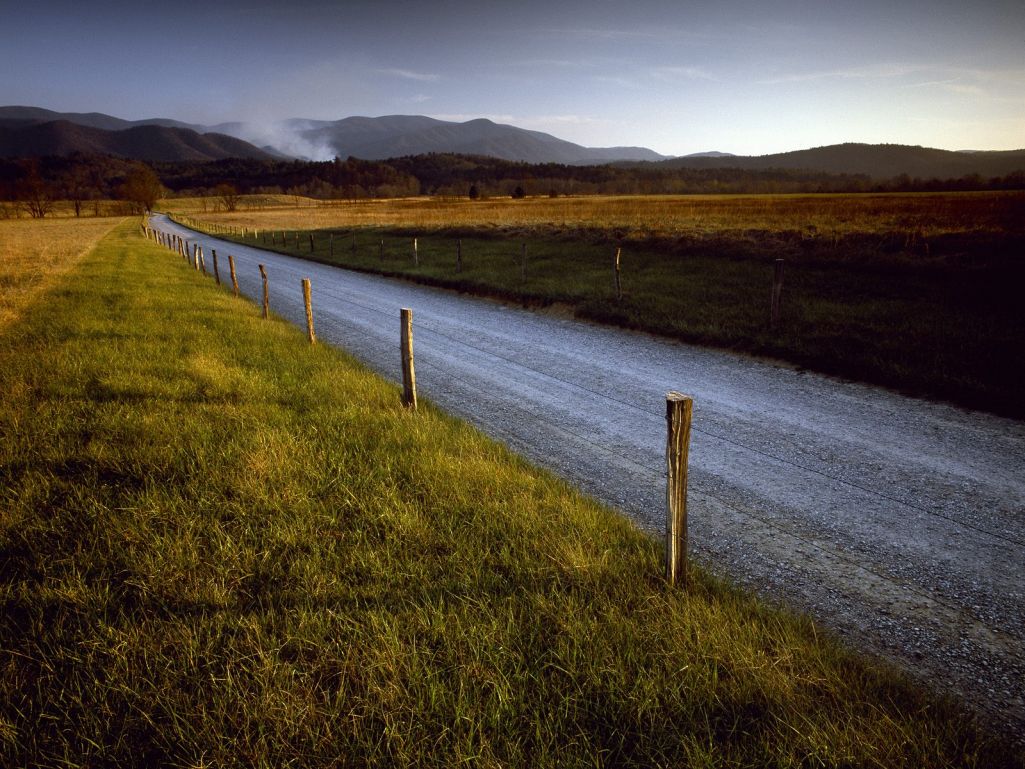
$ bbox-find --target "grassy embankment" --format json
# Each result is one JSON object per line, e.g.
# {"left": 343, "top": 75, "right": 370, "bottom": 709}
{"left": 2, "top": 219, "right": 1021, "bottom": 767}
{"left": 173, "top": 191, "right": 1025, "bottom": 418}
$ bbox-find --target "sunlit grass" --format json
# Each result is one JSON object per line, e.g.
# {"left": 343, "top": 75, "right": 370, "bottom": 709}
{"left": 162, "top": 190, "right": 1024, "bottom": 239}
{"left": 2, "top": 220, "right": 1019, "bottom": 766}
{"left": 0, "top": 216, "right": 122, "bottom": 328}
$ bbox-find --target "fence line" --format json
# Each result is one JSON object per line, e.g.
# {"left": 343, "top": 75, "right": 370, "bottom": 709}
{"left": 150, "top": 218, "right": 1023, "bottom": 551}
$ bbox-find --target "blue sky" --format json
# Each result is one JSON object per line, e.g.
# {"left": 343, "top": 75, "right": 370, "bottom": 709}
{"left": 2, "top": 0, "right": 1022, "bottom": 154}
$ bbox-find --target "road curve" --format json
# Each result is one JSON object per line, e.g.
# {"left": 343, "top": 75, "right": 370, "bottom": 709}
{"left": 151, "top": 215, "right": 1025, "bottom": 738}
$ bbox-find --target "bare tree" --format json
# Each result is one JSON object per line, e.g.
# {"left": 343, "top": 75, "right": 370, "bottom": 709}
{"left": 61, "top": 164, "right": 96, "bottom": 217}
{"left": 17, "top": 165, "right": 55, "bottom": 218}
{"left": 215, "top": 183, "right": 240, "bottom": 212}
{"left": 120, "top": 165, "right": 164, "bottom": 214}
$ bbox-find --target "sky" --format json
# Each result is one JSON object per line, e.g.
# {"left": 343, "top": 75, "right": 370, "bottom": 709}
{"left": 1, "top": 0, "right": 1023, "bottom": 155}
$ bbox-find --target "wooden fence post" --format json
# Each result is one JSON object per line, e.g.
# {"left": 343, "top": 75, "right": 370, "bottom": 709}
{"left": 302, "top": 278, "right": 316, "bottom": 344}
{"left": 400, "top": 308, "right": 417, "bottom": 409}
{"left": 665, "top": 392, "right": 693, "bottom": 588}
{"left": 309, "top": 233, "right": 315, "bottom": 253}
{"left": 770, "top": 258, "right": 785, "bottom": 329}
{"left": 456, "top": 239, "right": 462, "bottom": 273}
{"left": 193, "top": 243, "right": 200, "bottom": 271}
{"left": 228, "top": 255, "right": 239, "bottom": 297}
{"left": 212, "top": 249, "right": 220, "bottom": 285}
{"left": 413, "top": 237, "right": 419, "bottom": 266}
{"left": 380, "top": 237, "right": 385, "bottom": 261}
{"left": 614, "top": 246, "right": 622, "bottom": 301}
{"left": 199, "top": 247, "right": 207, "bottom": 276}
{"left": 259, "top": 264, "right": 269, "bottom": 318}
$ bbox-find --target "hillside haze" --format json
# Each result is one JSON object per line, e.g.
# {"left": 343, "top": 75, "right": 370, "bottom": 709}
{"left": 0, "top": 107, "right": 667, "bottom": 165}
{"left": 1, "top": 106, "right": 1023, "bottom": 180}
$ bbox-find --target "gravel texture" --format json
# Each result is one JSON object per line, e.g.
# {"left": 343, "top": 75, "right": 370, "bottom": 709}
{"left": 155, "top": 216, "right": 1025, "bottom": 741}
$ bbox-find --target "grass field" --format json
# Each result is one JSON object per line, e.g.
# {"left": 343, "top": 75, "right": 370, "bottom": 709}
{"left": 165, "top": 190, "right": 1024, "bottom": 239}
{"left": 172, "top": 191, "right": 1025, "bottom": 418}
{"left": 0, "top": 216, "right": 122, "bottom": 328}
{"left": 2, "top": 220, "right": 1020, "bottom": 766}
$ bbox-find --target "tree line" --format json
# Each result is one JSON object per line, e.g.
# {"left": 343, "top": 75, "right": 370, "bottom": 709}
{"left": 2, "top": 151, "right": 1023, "bottom": 217}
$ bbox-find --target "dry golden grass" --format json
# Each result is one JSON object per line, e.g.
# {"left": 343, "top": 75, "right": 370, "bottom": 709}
{"left": 163, "top": 191, "right": 1024, "bottom": 240}
{"left": 0, "top": 217, "right": 123, "bottom": 328}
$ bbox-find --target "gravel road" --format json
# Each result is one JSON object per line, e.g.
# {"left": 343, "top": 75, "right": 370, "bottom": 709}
{"left": 152, "top": 215, "right": 1025, "bottom": 740}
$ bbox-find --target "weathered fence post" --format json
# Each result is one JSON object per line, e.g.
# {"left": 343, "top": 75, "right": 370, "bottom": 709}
{"left": 302, "top": 278, "right": 316, "bottom": 344}
{"left": 665, "top": 392, "right": 693, "bottom": 588}
{"left": 199, "top": 247, "right": 207, "bottom": 276}
{"left": 193, "top": 243, "right": 200, "bottom": 271}
{"left": 228, "top": 255, "right": 239, "bottom": 297}
{"left": 770, "top": 258, "right": 785, "bottom": 329}
{"left": 400, "top": 308, "right": 417, "bottom": 409}
{"left": 614, "top": 246, "right": 623, "bottom": 301}
{"left": 259, "top": 264, "right": 269, "bottom": 318}
{"left": 413, "top": 237, "right": 419, "bottom": 266}
{"left": 456, "top": 238, "right": 462, "bottom": 273}
{"left": 212, "top": 249, "right": 220, "bottom": 285}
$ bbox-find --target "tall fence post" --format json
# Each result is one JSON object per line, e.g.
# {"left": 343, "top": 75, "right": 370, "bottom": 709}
{"left": 770, "top": 258, "right": 785, "bottom": 329}
{"left": 199, "top": 246, "right": 207, "bottom": 276}
{"left": 665, "top": 392, "right": 693, "bottom": 588}
{"left": 259, "top": 264, "right": 269, "bottom": 319}
{"left": 413, "top": 237, "right": 419, "bottom": 266}
{"left": 302, "top": 278, "right": 316, "bottom": 344}
{"left": 212, "top": 249, "right": 220, "bottom": 285}
{"left": 400, "top": 308, "right": 417, "bottom": 410}
{"left": 614, "top": 246, "right": 622, "bottom": 301}
{"left": 193, "top": 243, "right": 200, "bottom": 271}
{"left": 228, "top": 255, "right": 239, "bottom": 297}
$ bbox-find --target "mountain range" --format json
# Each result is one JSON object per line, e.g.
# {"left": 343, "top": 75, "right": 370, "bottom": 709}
{"left": 0, "top": 106, "right": 665, "bottom": 165}
{"left": 2, "top": 105, "right": 1023, "bottom": 180}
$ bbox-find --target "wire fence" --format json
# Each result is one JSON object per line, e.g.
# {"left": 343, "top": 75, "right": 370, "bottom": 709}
{"left": 147, "top": 218, "right": 1025, "bottom": 582}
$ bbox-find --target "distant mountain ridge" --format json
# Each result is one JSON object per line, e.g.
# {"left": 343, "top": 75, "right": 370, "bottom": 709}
{"left": 654, "top": 143, "right": 1025, "bottom": 180}
{"left": 0, "top": 106, "right": 666, "bottom": 165}
{"left": 215, "top": 114, "right": 668, "bottom": 165}
{"left": 0, "top": 119, "right": 272, "bottom": 163}
{"left": 1, "top": 106, "right": 1023, "bottom": 179}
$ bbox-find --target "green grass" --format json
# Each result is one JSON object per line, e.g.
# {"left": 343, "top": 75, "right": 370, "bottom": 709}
{"left": 209, "top": 222, "right": 1025, "bottom": 419}
{"left": 1, "top": 220, "right": 1021, "bottom": 767}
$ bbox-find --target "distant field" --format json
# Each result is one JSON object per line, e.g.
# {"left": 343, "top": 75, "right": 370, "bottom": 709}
{"left": 2, "top": 220, "right": 1020, "bottom": 767}
{"left": 163, "top": 190, "right": 1024, "bottom": 239}
{"left": 0, "top": 216, "right": 121, "bottom": 328}
{"left": 174, "top": 190, "right": 1025, "bottom": 417}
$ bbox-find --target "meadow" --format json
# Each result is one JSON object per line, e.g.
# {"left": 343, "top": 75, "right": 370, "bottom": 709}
{"left": 2, "top": 219, "right": 1020, "bottom": 766}
{"left": 0, "top": 215, "right": 121, "bottom": 328}
{"left": 171, "top": 191, "right": 1025, "bottom": 417}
